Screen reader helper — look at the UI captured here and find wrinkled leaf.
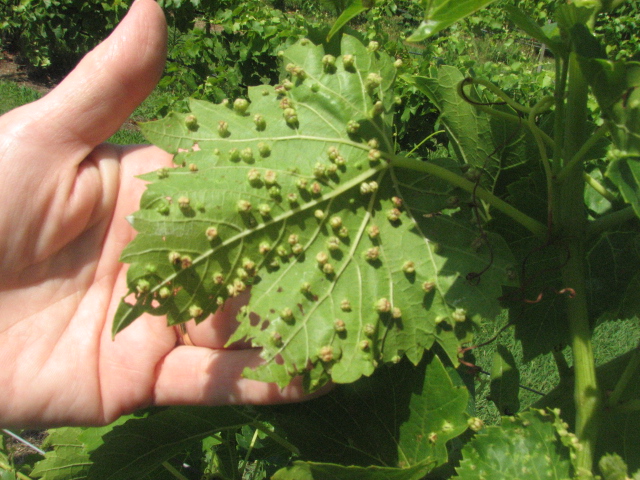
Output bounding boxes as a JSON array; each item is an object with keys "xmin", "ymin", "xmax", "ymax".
[
  {"xmin": 117, "ymin": 35, "xmax": 515, "ymax": 390},
  {"xmin": 454, "ymin": 410, "xmax": 572, "ymax": 479},
  {"xmin": 599, "ymin": 453, "xmax": 631, "ymax": 480},
  {"xmin": 408, "ymin": 0, "xmax": 497, "ymax": 42}
]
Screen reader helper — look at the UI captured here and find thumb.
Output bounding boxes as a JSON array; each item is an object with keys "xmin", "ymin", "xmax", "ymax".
[{"xmin": 33, "ymin": 0, "xmax": 167, "ymax": 152}]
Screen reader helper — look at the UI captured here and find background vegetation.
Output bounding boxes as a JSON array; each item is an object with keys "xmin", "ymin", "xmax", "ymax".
[{"xmin": 1, "ymin": 0, "xmax": 640, "ymax": 478}]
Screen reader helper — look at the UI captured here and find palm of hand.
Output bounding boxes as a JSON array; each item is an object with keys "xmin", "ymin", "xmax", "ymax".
[{"xmin": 0, "ymin": 0, "xmax": 310, "ymax": 428}]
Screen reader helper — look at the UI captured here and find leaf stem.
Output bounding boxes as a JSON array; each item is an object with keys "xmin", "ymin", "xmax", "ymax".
[
  {"xmin": 390, "ymin": 155, "xmax": 547, "ymax": 236},
  {"xmin": 588, "ymin": 206, "xmax": 638, "ymax": 237},
  {"xmin": 250, "ymin": 422, "xmax": 300, "ymax": 456},
  {"xmin": 556, "ymin": 124, "xmax": 609, "ymax": 183},
  {"xmin": 162, "ymin": 461, "xmax": 190, "ymax": 480},
  {"xmin": 552, "ymin": 349, "xmax": 572, "ymax": 381},
  {"xmin": 240, "ymin": 428, "xmax": 260, "ymax": 478},
  {"xmin": 0, "ymin": 461, "xmax": 33, "ymax": 480},
  {"xmin": 583, "ymin": 173, "xmax": 616, "ymax": 203},
  {"xmin": 460, "ymin": 77, "xmax": 533, "ymax": 115},
  {"xmin": 528, "ymin": 96, "xmax": 555, "ymax": 226},
  {"xmin": 407, "ymin": 129, "xmax": 445, "ymax": 156},
  {"xmin": 552, "ymin": 56, "xmax": 569, "ymax": 174},
  {"xmin": 607, "ymin": 344, "xmax": 640, "ymax": 407},
  {"xmin": 559, "ymin": 52, "xmax": 601, "ymax": 474}
]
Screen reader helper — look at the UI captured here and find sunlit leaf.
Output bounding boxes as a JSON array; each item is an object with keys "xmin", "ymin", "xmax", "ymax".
[
  {"xmin": 454, "ymin": 410, "xmax": 572, "ymax": 479},
  {"xmin": 117, "ymin": 35, "xmax": 515, "ymax": 390},
  {"xmin": 407, "ymin": 0, "xmax": 497, "ymax": 42},
  {"xmin": 326, "ymin": 0, "xmax": 370, "ymax": 42}
]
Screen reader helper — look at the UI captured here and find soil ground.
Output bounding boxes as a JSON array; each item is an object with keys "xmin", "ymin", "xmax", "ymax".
[{"xmin": 0, "ymin": 50, "xmax": 55, "ymax": 94}]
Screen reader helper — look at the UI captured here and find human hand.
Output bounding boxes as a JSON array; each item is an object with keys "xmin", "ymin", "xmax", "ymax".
[{"xmin": 0, "ymin": 0, "xmax": 313, "ymax": 429}]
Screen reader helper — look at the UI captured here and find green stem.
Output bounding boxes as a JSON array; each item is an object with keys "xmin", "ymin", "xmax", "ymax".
[
  {"xmin": 391, "ymin": 155, "xmax": 547, "ymax": 236},
  {"xmin": 0, "ymin": 461, "xmax": 33, "ymax": 480},
  {"xmin": 556, "ymin": 124, "xmax": 609, "ymax": 183},
  {"xmin": 607, "ymin": 345, "xmax": 640, "ymax": 407},
  {"xmin": 552, "ymin": 56, "xmax": 569, "ymax": 174},
  {"xmin": 408, "ymin": 129, "xmax": 445, "ymax": 156},
  {"xmin": 162, "ymin": 461, "xmax": 190, "ymax": 480},
  {"xmin": 557, "ymin": 52, "xmax": 601, "ymax": 474},
  {"xmin": 588, "ymin": 206, "xmax": 638, "ymax": 237},
  {"xmin": 240, "ymin": 428, "xmax": 260, "ymax": 478},
  {"xmin": 459, "ymin": 77, "xmax": 532, "ymax": 115},
  {"xmin": 612, "ymin": 399, "xmax": 640, "ymax": 413},
  {"xmin": 583, "ymin": 173, "xmax": 616, "ymax": 203},
  {"xmin": 528, "ymin": 96, "xmax": 555, "ymax": 226},
  {"xmin": 251, "ymin": 422, "xmax": 300, "ymax": 455}
]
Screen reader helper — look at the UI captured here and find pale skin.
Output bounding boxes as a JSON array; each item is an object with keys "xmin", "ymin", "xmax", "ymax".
[{"xmin": 0, "ymin": 0, "xmax": 314, "ymax": 428}]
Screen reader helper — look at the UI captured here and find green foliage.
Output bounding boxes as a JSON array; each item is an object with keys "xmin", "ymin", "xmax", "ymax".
[
  {"xmin": 454, "ymin": 409, "xmax": 573, "ymax": 479},
  {"xmin": 0, "ymin": 0, "xmax": 131, "ymax": 73},
  {"xmin": 3, "ymin": 0, "xmax": 640, "ymax": 478},
  {"xmin": 0, "ymin": 81, "xmax": 42, "ymax": 116},
  {"xmin": 158, "ymin": 1, "xmax": 313, "ymax": 112}
]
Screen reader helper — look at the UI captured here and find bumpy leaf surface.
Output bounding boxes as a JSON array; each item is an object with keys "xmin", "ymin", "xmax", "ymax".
[
  {"xmin": 116, "ymin": 35, "xmax": 515, "ymax": 389},
  {"xmin": 454, "ymin": 410, "xmax": 572, "ymax": 480}
]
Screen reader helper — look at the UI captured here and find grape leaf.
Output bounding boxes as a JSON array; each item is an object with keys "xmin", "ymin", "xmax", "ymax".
[
  {"xmin": 326, "ymin": 0, "xmax": 371, "ymax": 42},
  {"xmin": 31, "ymin": 417, "xmax": 132, "ymax": 480},
  {"xmin": 272, "ymin": 460, "xmax": 433, "ymax": 480},
  {"xmin": 88, "ymin": 407, "xmax": 255, "ymax": 480},
  {"xmin": 408, "ymin": 68, "xmax": 538, "ymax": 193},
  {"xmin": 578, "ymin": 57, "xmax": 640, "ymax": 217},
  {"xmin": 503, "ymin": 5, "xmax": 566, "ymax": 57},
  {"xmin": 407, "ymin": 0, "xmax": 498, "ymax": 42},
  {"xmin": 116, "ymin": 35, "xmax": 516, "ymax": 390},
  {"xmin": 267, "ymin": 353, "xmax": 470, "ymax": 469},
  {"xmin": 454, "ymin": 410, "xmax": 572, "ymax": 479}
]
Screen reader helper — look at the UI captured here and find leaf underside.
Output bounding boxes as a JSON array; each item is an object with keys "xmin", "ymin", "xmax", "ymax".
[{"xmin": 115, "ymin": 35, "xmax": 515, "ymax": 390}]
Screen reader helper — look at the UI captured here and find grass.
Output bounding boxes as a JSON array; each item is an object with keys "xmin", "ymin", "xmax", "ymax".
[
  {"xmin": 0, "ymin": 79, "xmax": 170, "ymax": 145},
  {"xmin": 470, "ymin": 313, "xmax": 640, "ymax": 425},
  {"xmin": 0, "ymin": 81, "xmax": 42, "ymax": 116}
]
